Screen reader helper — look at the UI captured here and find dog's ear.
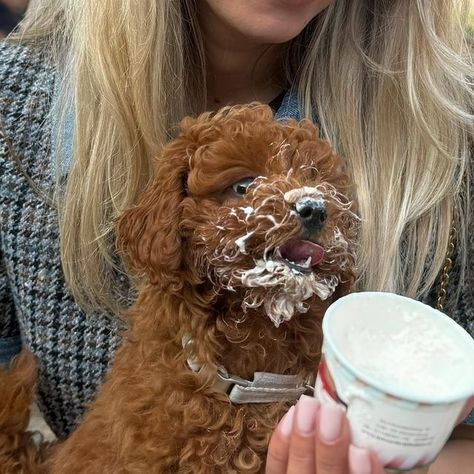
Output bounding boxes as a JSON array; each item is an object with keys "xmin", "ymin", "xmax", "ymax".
[{"xmin": 117, "ymin": 143, "xmax": 189, "ymax": 289}]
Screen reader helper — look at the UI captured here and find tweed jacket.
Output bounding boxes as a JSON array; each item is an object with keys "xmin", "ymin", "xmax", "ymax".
[{"xmin": 1, "ymin": 41, "xmax": 473, "ymax": 437}]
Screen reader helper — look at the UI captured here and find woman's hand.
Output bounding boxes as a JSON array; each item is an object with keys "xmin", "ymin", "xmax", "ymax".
[
  {"xmin": 266, "ymin": 394, "xmax": 474, "ymax": 473},
  {"xmin": 266, "ymin": 395, "xmax": 419, "ymax": 474}
]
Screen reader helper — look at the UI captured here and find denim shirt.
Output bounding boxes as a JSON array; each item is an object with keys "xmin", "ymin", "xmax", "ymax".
[{"xmin": 0, "ymin": 336, "xmax": 22, "ymax": 365}]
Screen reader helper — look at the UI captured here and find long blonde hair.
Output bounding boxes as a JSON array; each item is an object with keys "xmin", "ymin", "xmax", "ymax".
[{"xmin": 12, "ymin": 0, "xmax": 473, "ymax": 315}]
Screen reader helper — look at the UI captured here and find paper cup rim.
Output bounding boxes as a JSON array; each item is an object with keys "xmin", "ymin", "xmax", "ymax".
[{"xmin": 322, "ymin": 291, "xmax": 474, "ymax": 404}]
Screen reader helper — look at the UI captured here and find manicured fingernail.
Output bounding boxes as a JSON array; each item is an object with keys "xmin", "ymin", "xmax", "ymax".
[
  {"xmin": 349, "ymin": 445, "xmax": 372, "ymax": 474},
  {"xmin": 278, "ymin": 405, "xmax": 295, "ymax": 439},
  {"xmin": 296, "ymin": 395, "xmax": 319, "ymax": 435},
  {"xmin": 319, "ymin": 402, "xmax": 343, "ymax": 442}
]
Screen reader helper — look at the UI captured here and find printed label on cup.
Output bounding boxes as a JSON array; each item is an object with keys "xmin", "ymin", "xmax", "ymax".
[{"xmin": 315, "ymin": 292, "xmax": 474, "ymax": 471}]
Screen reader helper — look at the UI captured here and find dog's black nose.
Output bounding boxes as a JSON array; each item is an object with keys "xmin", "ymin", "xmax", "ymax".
[{"xmin": 296, "ymin": 198, "xmax": 326, "ymax": 233}]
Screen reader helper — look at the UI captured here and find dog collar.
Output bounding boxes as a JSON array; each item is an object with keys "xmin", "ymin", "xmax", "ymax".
[{"xmin": 183, "ymin": 337, "xmax": 312, "ymax": 404}]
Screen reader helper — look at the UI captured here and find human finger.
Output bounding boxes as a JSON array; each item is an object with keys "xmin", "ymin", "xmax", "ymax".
[
  {"xmin": 348, "ymin": 445, "xmax": 387, "ymax": 474},
  {"xmin": 315, "ymin": 402, "xmax": 350, "ymax": 473},
  {"xmin": 266, "ymin": 405, "xmax": 296, "ymax": 474},
  {"xmin": 286, "ymin": 394, "xmax": 319, "ymax": 474}
]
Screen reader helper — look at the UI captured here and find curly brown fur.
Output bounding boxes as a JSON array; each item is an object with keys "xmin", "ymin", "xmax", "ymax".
[
  {"xmin": 0, "ymin": 104, "xmax": 358, "ymax": 473},
  {"xmin": 0, "ymin": 352, "xmax": 52, "ymax": 474}
]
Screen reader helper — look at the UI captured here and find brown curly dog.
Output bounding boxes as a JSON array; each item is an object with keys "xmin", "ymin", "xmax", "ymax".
[{"xmin": 0, "ymin": 104, "xmax": 359, "ymax": 473}]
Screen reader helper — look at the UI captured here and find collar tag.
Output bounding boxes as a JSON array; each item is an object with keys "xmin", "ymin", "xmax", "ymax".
[
  {"xmin": 221, "ymin": 371, "xmax": 309, "ymax": 404},
  {"xmin": 183, "ymin": 337, "xmax": 311, "ymax": 404}
]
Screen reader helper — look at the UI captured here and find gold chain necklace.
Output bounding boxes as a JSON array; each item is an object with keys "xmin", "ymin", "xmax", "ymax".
[{"xmin": 436, "ymin": 209, "xmax": 457, "ymax": 312}]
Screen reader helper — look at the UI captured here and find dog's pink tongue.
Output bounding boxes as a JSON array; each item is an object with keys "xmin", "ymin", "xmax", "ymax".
[{"xmin": 279, "ymin": 239, "xmax": 325, "ymax": 267}]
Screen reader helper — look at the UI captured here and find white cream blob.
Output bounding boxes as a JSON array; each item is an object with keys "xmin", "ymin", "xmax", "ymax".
[
  {"xmin": 234, "ymin": 231, "xmax": 255, "ymax": 255},
  {"xmin": 239, "ymin": 258, "xmax": 339, "ymax": 327},
  {"xmin": 284, "ymin": 186, "xmax": 324, "ymax": 204}
]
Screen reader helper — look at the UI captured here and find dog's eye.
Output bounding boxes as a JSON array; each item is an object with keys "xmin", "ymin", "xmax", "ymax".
[{"xmin": 231, "ymin": 178, "xmax": 255, "ymax": 196}]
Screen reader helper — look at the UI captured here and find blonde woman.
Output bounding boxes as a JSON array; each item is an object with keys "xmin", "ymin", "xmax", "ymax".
[{"xmin": 0, "ymin": 1, "xmax": 472, "ymax": 473}]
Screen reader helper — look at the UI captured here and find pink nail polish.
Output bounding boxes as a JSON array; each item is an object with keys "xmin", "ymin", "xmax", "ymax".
[
  {"xmin": 349, "ymin": 445, "xmax": 372, "ymax": 474},
  {"xmin": 296, "ymin": 394, "xmax": 319, "ymax": 435},
  {"xmin": 278, "ymin": 405, "xmax": 295, "ymax": 439},
  {"xmin": 319, "ymin": 402, "xmax": 343, "ymax": 443}
]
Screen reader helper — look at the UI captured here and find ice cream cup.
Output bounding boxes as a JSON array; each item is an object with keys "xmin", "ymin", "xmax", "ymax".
[{"xmin": 315, "ymin": 291, "xmax": 474, "ymax": 471}]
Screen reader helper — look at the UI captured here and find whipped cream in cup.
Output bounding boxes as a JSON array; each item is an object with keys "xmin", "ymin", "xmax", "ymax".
[{"xmin": 315, "ymin": 292, "xmax": 474, "ymax": 471}]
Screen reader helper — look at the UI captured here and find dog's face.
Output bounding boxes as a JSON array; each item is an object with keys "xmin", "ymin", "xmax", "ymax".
[{"xmin": 118, "ymin": 105, "xmax": 359, "ymax": 327}]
